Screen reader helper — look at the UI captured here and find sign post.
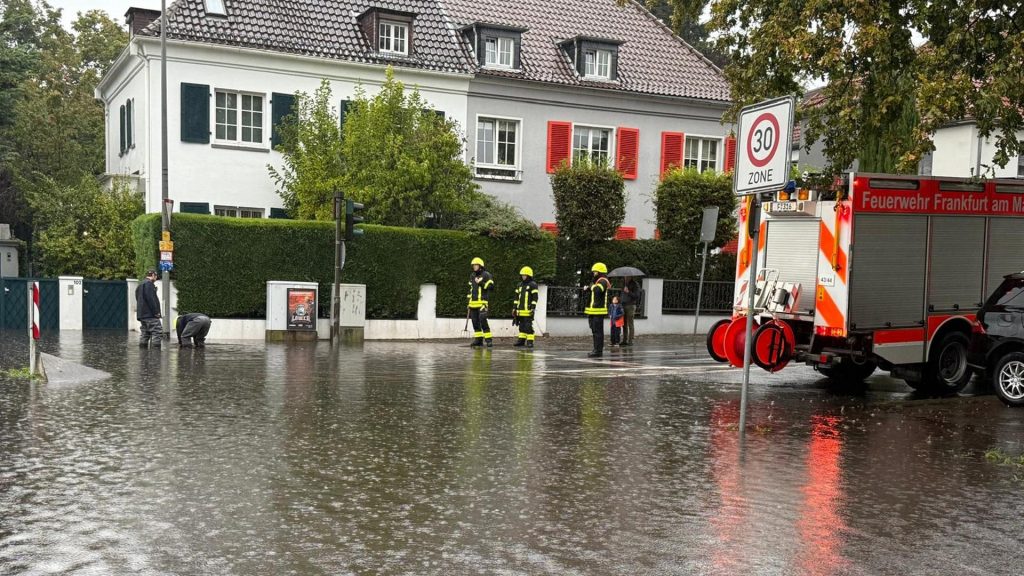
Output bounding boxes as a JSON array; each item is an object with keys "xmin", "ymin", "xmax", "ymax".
[
  {"xmin": 733, "ymin": 95, "xmax": 795, "ymax": 436},
  {"xmin": 693, "ymin": 206, "xmax": 719, "ymax": 335},
  {"xmin": 27, "ymin": 282, "xmax": 39, "ymax": 376}
]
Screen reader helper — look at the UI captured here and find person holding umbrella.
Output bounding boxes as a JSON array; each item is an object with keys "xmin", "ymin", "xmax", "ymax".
[{"xmin": 608, "ymin": 266, "xmax": 644, "ymax": 347}]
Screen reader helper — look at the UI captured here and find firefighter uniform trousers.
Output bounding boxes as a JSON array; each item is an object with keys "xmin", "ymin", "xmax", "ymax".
[
  {"xmin": 514, "ymin": 279, "xmax": 539, "ymax": 346},
  {"xmin": 468, "ymin": 268, "xmax": 495, "ymax": 345}
]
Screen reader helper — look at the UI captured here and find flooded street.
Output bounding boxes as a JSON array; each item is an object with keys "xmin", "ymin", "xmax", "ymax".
[{"xmin": 1, "ymin": 333, "xmax": 1022, "ymax": 575}]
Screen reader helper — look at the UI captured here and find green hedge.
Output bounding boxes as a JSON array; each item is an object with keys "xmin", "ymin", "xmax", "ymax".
[
  {"xmin": 132, "ymin": 213, "xmax": 557, "ymax": 319},
  {"xmin": 554, "ymin": 238, "xmax": 735, "ymax": 286}
]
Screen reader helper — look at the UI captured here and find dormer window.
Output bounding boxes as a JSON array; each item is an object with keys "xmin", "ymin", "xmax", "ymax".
[
  {"xmin": 204, "ymin": 0, "xmax": 226, "ymax": 16},
  {"xmin": 560, "ymin": 36, "xmax": 622, "ymax": 82},
  {"xmin": 485, "ymin": 37, "xmax": 515, "ymax": 68},
  {"xmin": 379, "ymin": 20, "xmax": 409, "ymax": 55},
  {"xmin": 585, "ymin": 49, "xmax": 612, "ymax": 79}
]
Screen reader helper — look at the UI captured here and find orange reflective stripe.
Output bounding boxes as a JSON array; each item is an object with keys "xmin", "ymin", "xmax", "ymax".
[
  {"xmin": 818, "ymin": 221, "xmax": 848, "ymax": 283},
  {"xmin": 816, "ymin": 286, "xmax": 844, "ymax": 328}
]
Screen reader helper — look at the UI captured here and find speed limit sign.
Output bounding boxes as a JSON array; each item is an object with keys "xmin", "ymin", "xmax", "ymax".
[{"xmin": 734, "ymin": 96, "xmax": 795, "ymax": 196}]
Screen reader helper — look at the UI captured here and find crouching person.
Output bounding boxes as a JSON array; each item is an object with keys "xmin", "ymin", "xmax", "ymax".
[{"xmin": 176, "ymin": 313, "xmax": 212, "ymax": 348}]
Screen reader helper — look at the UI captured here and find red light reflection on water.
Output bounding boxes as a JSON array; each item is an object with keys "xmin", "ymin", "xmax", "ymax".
[{"xmin": 796, "ymin": 415, "xmax": 848, "ymax": 575}]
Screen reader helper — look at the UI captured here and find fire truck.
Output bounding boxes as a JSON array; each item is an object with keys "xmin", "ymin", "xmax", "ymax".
[{"xmin": 706, "ymin": 173, "xmax": 1024, "ymax": 393}]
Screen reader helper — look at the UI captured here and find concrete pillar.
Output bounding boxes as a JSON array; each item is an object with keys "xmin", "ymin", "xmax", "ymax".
[
  {"xmin": 535, "ymin": 284, "xmax": 549, "ymax": 335},
  {"xmin": 58, "ymin": 276, "xmax": 84, "ymax": 331},
  {"xmin": 644, "ymin": 278, "xmax": 665, "ymax": 332},
  {"xmin": 126, "ymin": 278, "xmax": 138, "ymax": 331}
]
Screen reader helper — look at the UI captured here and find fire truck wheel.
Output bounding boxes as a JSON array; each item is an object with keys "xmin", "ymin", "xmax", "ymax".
[
  {"xmin": 991, "ymin": 351, "xmax": 1024, "ymax": 407},
  {"xmin": 926, "ymin": 332, "xmax": 972, "ymax": 394},
  {"xmin": 818, "ymin": 361, "xmax": 876, "ymax": 388}
]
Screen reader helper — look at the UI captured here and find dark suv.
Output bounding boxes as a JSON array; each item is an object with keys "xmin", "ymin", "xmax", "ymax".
[{"xmin": 969, "ymin": 273, "xmax": 1024, "ymax": 406}]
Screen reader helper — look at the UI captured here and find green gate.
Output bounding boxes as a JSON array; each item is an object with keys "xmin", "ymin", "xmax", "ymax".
[
  {"xmin": 0, "ymin": 278, "xmax": 59, "ymax": 330},
  {"xmin": 83, "ymin": 280, "xmax": 128, "ymax": 330}
]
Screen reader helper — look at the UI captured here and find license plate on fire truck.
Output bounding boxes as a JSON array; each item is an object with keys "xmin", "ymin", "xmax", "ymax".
[{"xmin": 767, "ymin": 201, "xmax": 797, "ymax": 213}]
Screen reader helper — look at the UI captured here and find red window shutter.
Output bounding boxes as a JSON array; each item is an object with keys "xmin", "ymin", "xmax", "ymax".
[
  {"xmin": 660, "ymin": 132, "xmax": 684, "ymax": 178},
  {"xmin": 540, "ymin": 222, "xmax": 559, "ymax": 236},
  {"xmin": 615, "ymin": 127, "xmax": 639, "ymax": 180},
  {"xmin": 724, "ymin": 135, "xmax": 737, "ymax": 172},
  {"xmin": 614, "ymin": 226, "xmax": 637, "ymax": 240},
  {"xmin": 654, "ymin": 228, "xmax": 661, "ymax": 240},
  {"xmin": 546, "ymin": 121, "xmax": 572, "ymax": 173}
]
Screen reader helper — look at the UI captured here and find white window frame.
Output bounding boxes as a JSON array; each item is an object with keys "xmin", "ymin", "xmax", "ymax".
[
  {"xmin": 683, "ymin": 135, "xmax": 722, "ymax": 173},
  {"xmin": 484, "ymin": 37, "xmax": 515, "ymax": 69},
  {"xmin": 584, "ymin": 49, "xmax": 612, "ymax": 79},
  {"xmin": 214, "ymin": 206, "xmax": 264, "ymax": 219},
  {"xmin": 572, "ymin": 124, "xmax": 616, "ymax": 166},
  {"xmin": 205, "ymin": 0, "xmax": 226, "ymax": 15},
  {"xmin": 213, "ymin": 89, "xmax": 267, "ymax": 148},
  {"xmin": 474, "ymin": 114, "xmax": 522, "ymax": 181},
  {"xmin": 379, "ymin": 20, "xmax": 409, "ymax": 55}
]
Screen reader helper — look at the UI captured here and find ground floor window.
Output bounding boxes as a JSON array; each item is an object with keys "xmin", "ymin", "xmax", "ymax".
[
  {"xmin": 573, "ymin": 126, "xmax": 612, "ymax": 165},
  {"xmin": 475, "ymin": 117, "xmax": 521, "ymax": 180},
  {"xmin": 215, "ymin": 206, "xmax": 264, "ymax": 218},
  {"xmin": 684, "ymin": 137, "xmax": 719, "ymax": 172}
]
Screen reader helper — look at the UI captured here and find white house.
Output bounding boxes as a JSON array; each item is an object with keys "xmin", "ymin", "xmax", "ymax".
[
  {"xmin": 96, "ymin": 0, "xmax": 735, "ymax": 237},
  {"xmin": 924, "ymin": 121, "xmax": 1024, "ymax": 179}
]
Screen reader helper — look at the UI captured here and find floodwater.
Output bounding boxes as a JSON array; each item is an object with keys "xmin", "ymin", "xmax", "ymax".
[{"xmin": 0, "ymin": 333, "xmax": 1022, "ymax": 576}]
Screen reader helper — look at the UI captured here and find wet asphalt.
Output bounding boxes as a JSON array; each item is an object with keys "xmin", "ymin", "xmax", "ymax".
[{"xmin": 1, "ymin": 332, "xmax": 1022, "ymax": 575}]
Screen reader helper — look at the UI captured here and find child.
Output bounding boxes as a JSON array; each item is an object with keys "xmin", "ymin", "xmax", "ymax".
[{"xmin": 609, "ymin": 295, "xmax": 624, "ymax": 347}]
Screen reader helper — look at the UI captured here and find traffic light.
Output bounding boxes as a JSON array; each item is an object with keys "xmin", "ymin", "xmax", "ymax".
[{"xmin": 345, "ymin": 198, "xmax": 365, "ymax": 241}]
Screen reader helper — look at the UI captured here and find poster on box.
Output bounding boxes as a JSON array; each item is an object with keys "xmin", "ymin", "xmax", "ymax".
[{"xmin": 287, "ymin": 288, "xmax": 317, "ymax": 331}]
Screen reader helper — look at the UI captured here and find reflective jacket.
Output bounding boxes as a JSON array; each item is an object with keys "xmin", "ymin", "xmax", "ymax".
[
  {"xmin": 467, "ymin": 269, "xmax": 494, "ymax": 308},
  {"xmin": 585, "ymin": 276, "xmax": 610, "ymax": 316},
  {"xmin": 514, "ymin": 279, "xmax": 539, "ymax": 316}
]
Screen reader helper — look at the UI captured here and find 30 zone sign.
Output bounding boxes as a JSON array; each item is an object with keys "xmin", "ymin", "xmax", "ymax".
[{"xmin": 734, "ymin": 96, "xmax": 795, "ymax": 196}]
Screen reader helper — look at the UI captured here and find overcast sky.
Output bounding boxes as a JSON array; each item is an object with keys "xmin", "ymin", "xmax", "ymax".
[{"xmin": 50, "ymin": 0, "xmax": 159, "ymax": 26}]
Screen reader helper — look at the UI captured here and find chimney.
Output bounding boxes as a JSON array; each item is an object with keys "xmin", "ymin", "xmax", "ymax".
[{"xmin": 125, "ymin": 7, "xmax": 162, "ymax": 38}]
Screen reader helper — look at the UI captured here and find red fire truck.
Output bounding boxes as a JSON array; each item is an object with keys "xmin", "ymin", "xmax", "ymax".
[{"xmin": 706, "ymin": 173, "xmax": 1024, "ymax": 393}]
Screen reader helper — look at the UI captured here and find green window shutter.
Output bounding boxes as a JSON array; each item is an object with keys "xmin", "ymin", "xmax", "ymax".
[
  {"xmin": 434, "ymin": 109, "xmax": 446, "ymax": 121},
  {"xmin": 180, "ymin": 202, "xmax": 210, "ymax": 214},
  {"xmin": 270, "ymin": 92, "xmax": 295, "ymax": 149},
  {"xmin": 126, "ymin": 99, "xmax": 133, "ymax": 148},
  {"xmin": 180, "ymin": 83, "xmax": 210, "ymax": 143},
  {"xmin": 339, "ymin": 99, "xmax": 350, "ymax": 130},
  {"xmin": 119, "ymin": 104, "xmax": 126, "ymax": 154},
  {"xmin": 269, "ymin": 207, "xmax": 290, "ymax": 219}
]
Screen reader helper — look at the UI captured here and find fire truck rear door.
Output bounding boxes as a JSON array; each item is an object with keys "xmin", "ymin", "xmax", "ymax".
[{"xmin": 764, "ymin": 218, "xmax": 820, "ymax": 315}]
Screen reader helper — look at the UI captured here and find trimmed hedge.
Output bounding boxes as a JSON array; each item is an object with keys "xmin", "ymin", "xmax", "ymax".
[
  {"xmin": 554, "ymin": 238, "xmax": 735, "ymax": 286},
  {"xmin": 132, "ymin": 213, "xmax": 557, "ymax": 319}
]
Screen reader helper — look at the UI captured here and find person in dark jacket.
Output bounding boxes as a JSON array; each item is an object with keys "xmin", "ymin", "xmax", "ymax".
[
  {"xmin": 467, "ymin": 257, "xmax": 494, "ymax": 348},
  {"xmin": 176, "ymin": 313, "xmax": 212, "ymax": 348},
  {"xmin": 619, "ymin": 276, "xmax": 642, "ymax": 346},
  {"xmin": 135, "ymin": 269, "xmax": 162, "ymax": 348}
]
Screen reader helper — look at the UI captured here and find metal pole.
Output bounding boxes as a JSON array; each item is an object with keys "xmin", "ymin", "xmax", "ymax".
[
  {"xmin": 693, "ymin": 240, "xmax": 709, "ymax": 335},
  {"xmin": 27, "ymin": 284, "xmax": 35, "ymax": 376},
  {"xmin": 331, "ymin": 192, "xmax": 343, "ymax": 343},
  {"xmin": 159, "ymin": 0, "xmax": 171, "ymax": 338},
  {"xmin": 738, "ymin": 197, "xmax": 761, "ymax": 437}
]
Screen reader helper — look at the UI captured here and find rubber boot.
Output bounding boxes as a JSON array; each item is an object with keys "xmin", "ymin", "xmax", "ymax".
[
  {"xmin": 471, "ymin": 338, "xmax": 483, "ymax": 348},
  {"xmin": 195, "ymin": 340, "xmax": 206, "ymax": 349},
  {"xmin": 513, "ymin": 339, "xmax": 525, "ymax": 347},
  {"xmin": 485, "ymin": 339, "xmax": 493, "ymax": 348},
  {"xmin": 180, "ymin": 338, "xmax": 193, "ymax": 348},
  {"xmin": 526, "ymin": 341, "xmax": 534, "ymax": 349},
  {"xmin": 588, "ymin": 350, "xmax": 602, "ymax": 358}
]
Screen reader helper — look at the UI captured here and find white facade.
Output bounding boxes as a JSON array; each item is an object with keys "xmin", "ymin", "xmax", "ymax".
[
  {"xmin": 927, "ymin": 122, "xmax": 1024, "ymax": 179},
  {"xmin": 97, "ymin": 38, "xmax": 472, "ymax": 216}
]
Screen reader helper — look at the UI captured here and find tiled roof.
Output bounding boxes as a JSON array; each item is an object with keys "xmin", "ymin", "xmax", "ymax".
[
  {"xmin": 141, "ymin": 0, "xmax": 473, "ymax": 74},
  {"xmin": 141, "ymin": 0, "xmax": 731, "ymax": 102},
  {"xmin": 442, "ymin": 0, "xmax": 730, "ymax": 101}
]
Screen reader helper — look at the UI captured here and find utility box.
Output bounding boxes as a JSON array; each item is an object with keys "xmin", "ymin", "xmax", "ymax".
[
  {"xmin": 266, "ymin": 281, "xmax": 320, "ymax": 342},
  {"xmin": 331, "ymin": 283, "xmax": 367, "ymax": 343},
  {"xmin": 0, "ymin": 227, "xmax": 20, "ymax": 278}
]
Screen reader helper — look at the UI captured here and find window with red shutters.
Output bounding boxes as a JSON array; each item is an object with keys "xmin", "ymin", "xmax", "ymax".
[
  {"xmin": 724, "ymin": 135, "xmax": 737, "ymax": 172},
  {"xmin": 660, "ymin": 131, "xmax": 684, "ymax": 178},
  {"xmin": 546, "ymin": 121, "xmax": 572, "ymax": 173},
  {"xmin": 615, "ymin": 127, "xmax": 639, "ymax": 179}
]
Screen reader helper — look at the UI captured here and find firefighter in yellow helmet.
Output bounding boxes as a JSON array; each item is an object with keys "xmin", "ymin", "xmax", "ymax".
[
  {"xmin": 586, "ymin": 262, "xmax": 611, "ymax": 357},
  {"xmin": 467, "ymin": 257, "xmax": 494, "ymax": 347},
  {"xmin": 512, "ymin": 266, "xmax": 539, "ymax": 348}
]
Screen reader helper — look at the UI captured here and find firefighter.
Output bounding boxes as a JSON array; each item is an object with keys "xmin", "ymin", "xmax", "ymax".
[
  {"xmin": 467, "ymin": 257, "xmax": 494, "ymax": 348},
  {"xmin": 513, "ymin": 266, "xmax": 539, "ymax": 348},
  {"xmin": 175, "ymin": 312, "xmax": 212, "ymax": 348},
  {"xmin": 585, "ymin": 262, "xmax": 611, "ymax": 358}
]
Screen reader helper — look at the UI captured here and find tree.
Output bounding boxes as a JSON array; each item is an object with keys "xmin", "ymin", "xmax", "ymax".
[
  {"xmin": 27, "ymin": 176, "xmax": 143, "ymax": 278},
  {"xmin": 639, "ymin": 0, "xmax": 728, "ymax": 67},
  {"xmin": 452, "ymin": 193, "xmax": 545, "ymax": 241},
  {"xmin": 550, "ymin": 161, "xmax": 625, "ymax": 244},
  {"xmin": 342, "ymin": 67, "xmax": 477, "ymax": 227},
  {"xmin": 707, "ymin": 0, "xmax": 1024, "ymax": 175},
  {"xmin": 654, "ymin": 168, "xmax": 735, "ymax": 246},
  {"xmin": 268, "ymin": 79, "xmax": 344, "ymax": 220}
]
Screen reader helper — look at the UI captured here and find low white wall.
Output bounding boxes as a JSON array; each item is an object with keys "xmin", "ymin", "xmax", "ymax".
[{"xmin": 544, "ymin": 313, "xmax": 728, "ymax": 338}]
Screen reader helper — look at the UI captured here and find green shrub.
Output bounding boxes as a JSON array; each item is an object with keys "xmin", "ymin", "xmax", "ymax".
[
  {"xmin": 654, "ymin": 168, "xmax": 736, "ymax": 248},
  {"xmin": 132, "ymin": 213, "xmax": 556, "ymax": 319},
  {"xmin": 550, "ymin": 161, "xmax": 625, "ymax": 242},
  {"xmin": 554, "ymin": 238, "xmax": 735, "ymax": 286},
  {"xmin": 452, "ymin": 193, "xmax": 546, "ymax": 241}
]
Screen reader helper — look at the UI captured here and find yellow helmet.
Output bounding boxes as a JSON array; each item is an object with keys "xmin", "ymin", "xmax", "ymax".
[
  {"xmin": 471, "ymin": 257, "xmax": 485, "ymax": 267},
  {"xmin": 591, "ymin": 262, "xmax": 608, "ymax": 274},
  {"xmin": 520, "ymin": 266, "xmax": 534, "ymax": 277}
]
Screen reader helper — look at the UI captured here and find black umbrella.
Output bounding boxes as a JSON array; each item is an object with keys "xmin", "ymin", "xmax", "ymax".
[{"xmin": 607, "ymin": 266, "xmax": 645, "ymax": 278}]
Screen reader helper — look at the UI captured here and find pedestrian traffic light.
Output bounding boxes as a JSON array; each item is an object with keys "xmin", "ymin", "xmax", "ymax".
[{"xmin": 345, "ymin": 199, "xmax": 365, "ymax": 241}]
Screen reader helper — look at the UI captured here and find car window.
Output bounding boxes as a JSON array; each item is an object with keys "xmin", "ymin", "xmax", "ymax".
[{"xmin": 992, "ymin": 280, "xmax": 1024, "ymax": 310}]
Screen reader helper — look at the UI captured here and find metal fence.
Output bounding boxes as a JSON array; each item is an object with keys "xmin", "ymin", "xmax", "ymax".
[
  {"xmin": 662, "ymin": 280, "xmax": 734, "ymax": 314},
  {"xmin": 545, "ymin": 286, "xmax": 647, "ymax": 318},
  {"xmin": 0, "ymin": 278, "xmax": 59, "ymax": 330}
]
